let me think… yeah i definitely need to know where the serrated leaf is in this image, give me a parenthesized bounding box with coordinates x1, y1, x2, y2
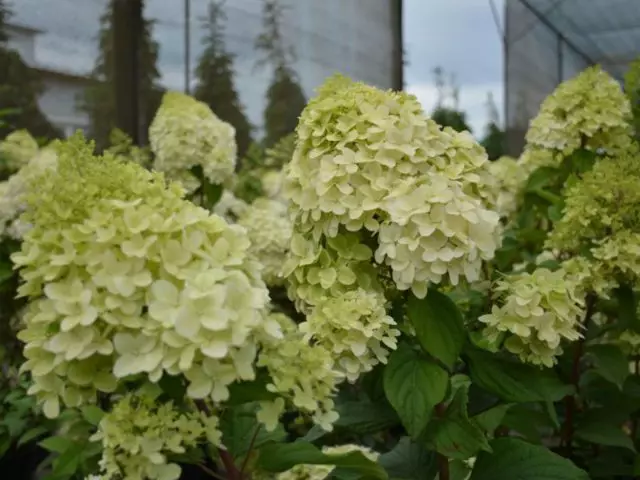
(424, 384, 491, 460)
(334, 400, 399, 434)
(465, 347, 573, 403)
(39, 436, 76, 454)
(220, 404, 286, 459)
(575, 415, 636, 452)
(18, 425, 49, 446)
(588, 344, 629, 390)
(469, 438, 588, 480)
(378, 437, 437, 480)
(383, 344, 448, 438)
(256, 442, 388, 479)
(407, 290, 465, 369)
(473, 404, 512, 433)
(226, 374, 279, 406)
(81, 405, 105, 426)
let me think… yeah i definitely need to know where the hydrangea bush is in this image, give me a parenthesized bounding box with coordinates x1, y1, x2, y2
(1, 63, 640, 480)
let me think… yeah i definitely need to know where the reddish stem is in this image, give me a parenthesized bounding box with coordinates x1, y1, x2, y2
(219, 448, 242, 480)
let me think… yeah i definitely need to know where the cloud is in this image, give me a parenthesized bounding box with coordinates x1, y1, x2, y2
(407, 81, 502, 137)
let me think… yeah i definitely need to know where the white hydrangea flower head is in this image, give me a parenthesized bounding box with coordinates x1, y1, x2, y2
(238, 198, 292, 286)
(0, 146, 58, 238)
(257, 313, 342, 431)
(149, 91, 237, 186)
(485, 155, 528, 218)
(13, 134, 277, 417)
(89, 392, 214, 480)
(285, 74, 501, 299)
(526, 66, 633, 156)
(265, 444, 379, 480)
(519, 146, 560, 175)
(300, 288, 400, 382)
(213, 190, 249, 223)
(0, 129, 39, 172)
(479, 267, 585, 367)
(261, 169, 286, 200)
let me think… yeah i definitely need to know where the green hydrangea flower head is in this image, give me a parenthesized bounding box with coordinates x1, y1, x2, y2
(526, 66, 633, 156)
(300, 288, 400, 382)
(548, 153, 640, 254)
(0, 129, 39, 172)
(90, 391, 216, 480)
(13, 133, 278, 418)
(257, 313, 342, 431)
(485, 155, 528, 218)
(479, 267, 585, 367)
(286, 73, 501, 298)
(149, 91, 237, 188)
(238, 198, 293, 286)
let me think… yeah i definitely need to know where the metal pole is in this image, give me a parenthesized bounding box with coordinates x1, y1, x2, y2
(185, 0, 191, 94)
(557, 32, 563, 83)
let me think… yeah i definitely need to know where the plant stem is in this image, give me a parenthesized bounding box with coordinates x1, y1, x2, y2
(240, 424, 262, 474)
(219, 448, 242, 480)
(198, 463, 227, 480)
(561, 294, 595, 455)
(435, 403, 450, 480)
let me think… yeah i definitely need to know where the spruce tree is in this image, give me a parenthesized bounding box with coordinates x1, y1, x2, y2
(0, 0, 61, 139)
(255, 0, 305, 147)
(78, 0, 162, 149)
(194, 0, 253, 157)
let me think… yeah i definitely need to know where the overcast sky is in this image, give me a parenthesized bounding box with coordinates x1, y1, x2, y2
(404, 0, 505, 136)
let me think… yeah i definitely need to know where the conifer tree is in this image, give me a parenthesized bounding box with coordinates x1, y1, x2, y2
(255, 0, 305, 147)
(78, 0, 161, 149)
(0, 0, 61, 139)
(194, 0, 253, 157)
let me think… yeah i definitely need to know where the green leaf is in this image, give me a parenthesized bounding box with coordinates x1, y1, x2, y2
(51, 444, 83, 478)
(575, 414, 636, 451)
(383, 344, 448, 438)
(299, 425, 328, 443)
(81, 405, 105, 426)
(469, 438, 589, 480)
(158, 374, 187, 403)
(616, 285, 639, 332)
(473, 404, 512, 433)
(220, 404, 286, 458)
(424, 383, 491, 460)
(18, 425, 49, 446)
(226, 374, 279, 406)
(0, 261, 12, 284)
(39, 436, 76, 454)
(450, 460, 472, 480)
(378, 437, 437, 480)
(334, 400, 399, 434)
(407, 290, 466, 369)
(588, 344, 629, 389)
(203, 182, 223, 209)
(257, 442, 388, 479)
(465, 348, 572, 402)
(500, 405, 553, 443)
(525, 167, 557, 191)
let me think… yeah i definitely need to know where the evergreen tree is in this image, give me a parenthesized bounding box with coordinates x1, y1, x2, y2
(194, 0, 253, 157)
(430, 67, 471, 133)
(255, 0, 305, 147)
(78, 0, 162, 149)
(480, 92, 505, 160)
(0, 0, 61, 139)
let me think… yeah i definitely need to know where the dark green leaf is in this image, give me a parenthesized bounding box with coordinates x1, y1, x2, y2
(257, 442, 388, 479)
(51, 444, 83, 478)
(203, 182, 223, 209)
(378, 437, 437, 480)
(407, 290, 466, 369)
(501, 405, 554, 443)
(226, 374, 279, 406)
(383, 344, 448, 438)
(158, 374, 187, 403)
(470, 438, 589, 480)
(424, 384, 491, 460)
(334, 400, 399, 434)
(465, 348, 573, 403)
(81, 405, 105, 426)
(39, 436, 76, 454)
(525, 167, 557, 192)
(18, 425, 49, 446)
(616, 285, 639, 332)
(473, 404, 512, 434)
(575, 415, 635, 451)
(450, 460, 472, 480)
(588, 344, 629, 389)
(220, 404, 286, 458)
(299, 425, 328, 443)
